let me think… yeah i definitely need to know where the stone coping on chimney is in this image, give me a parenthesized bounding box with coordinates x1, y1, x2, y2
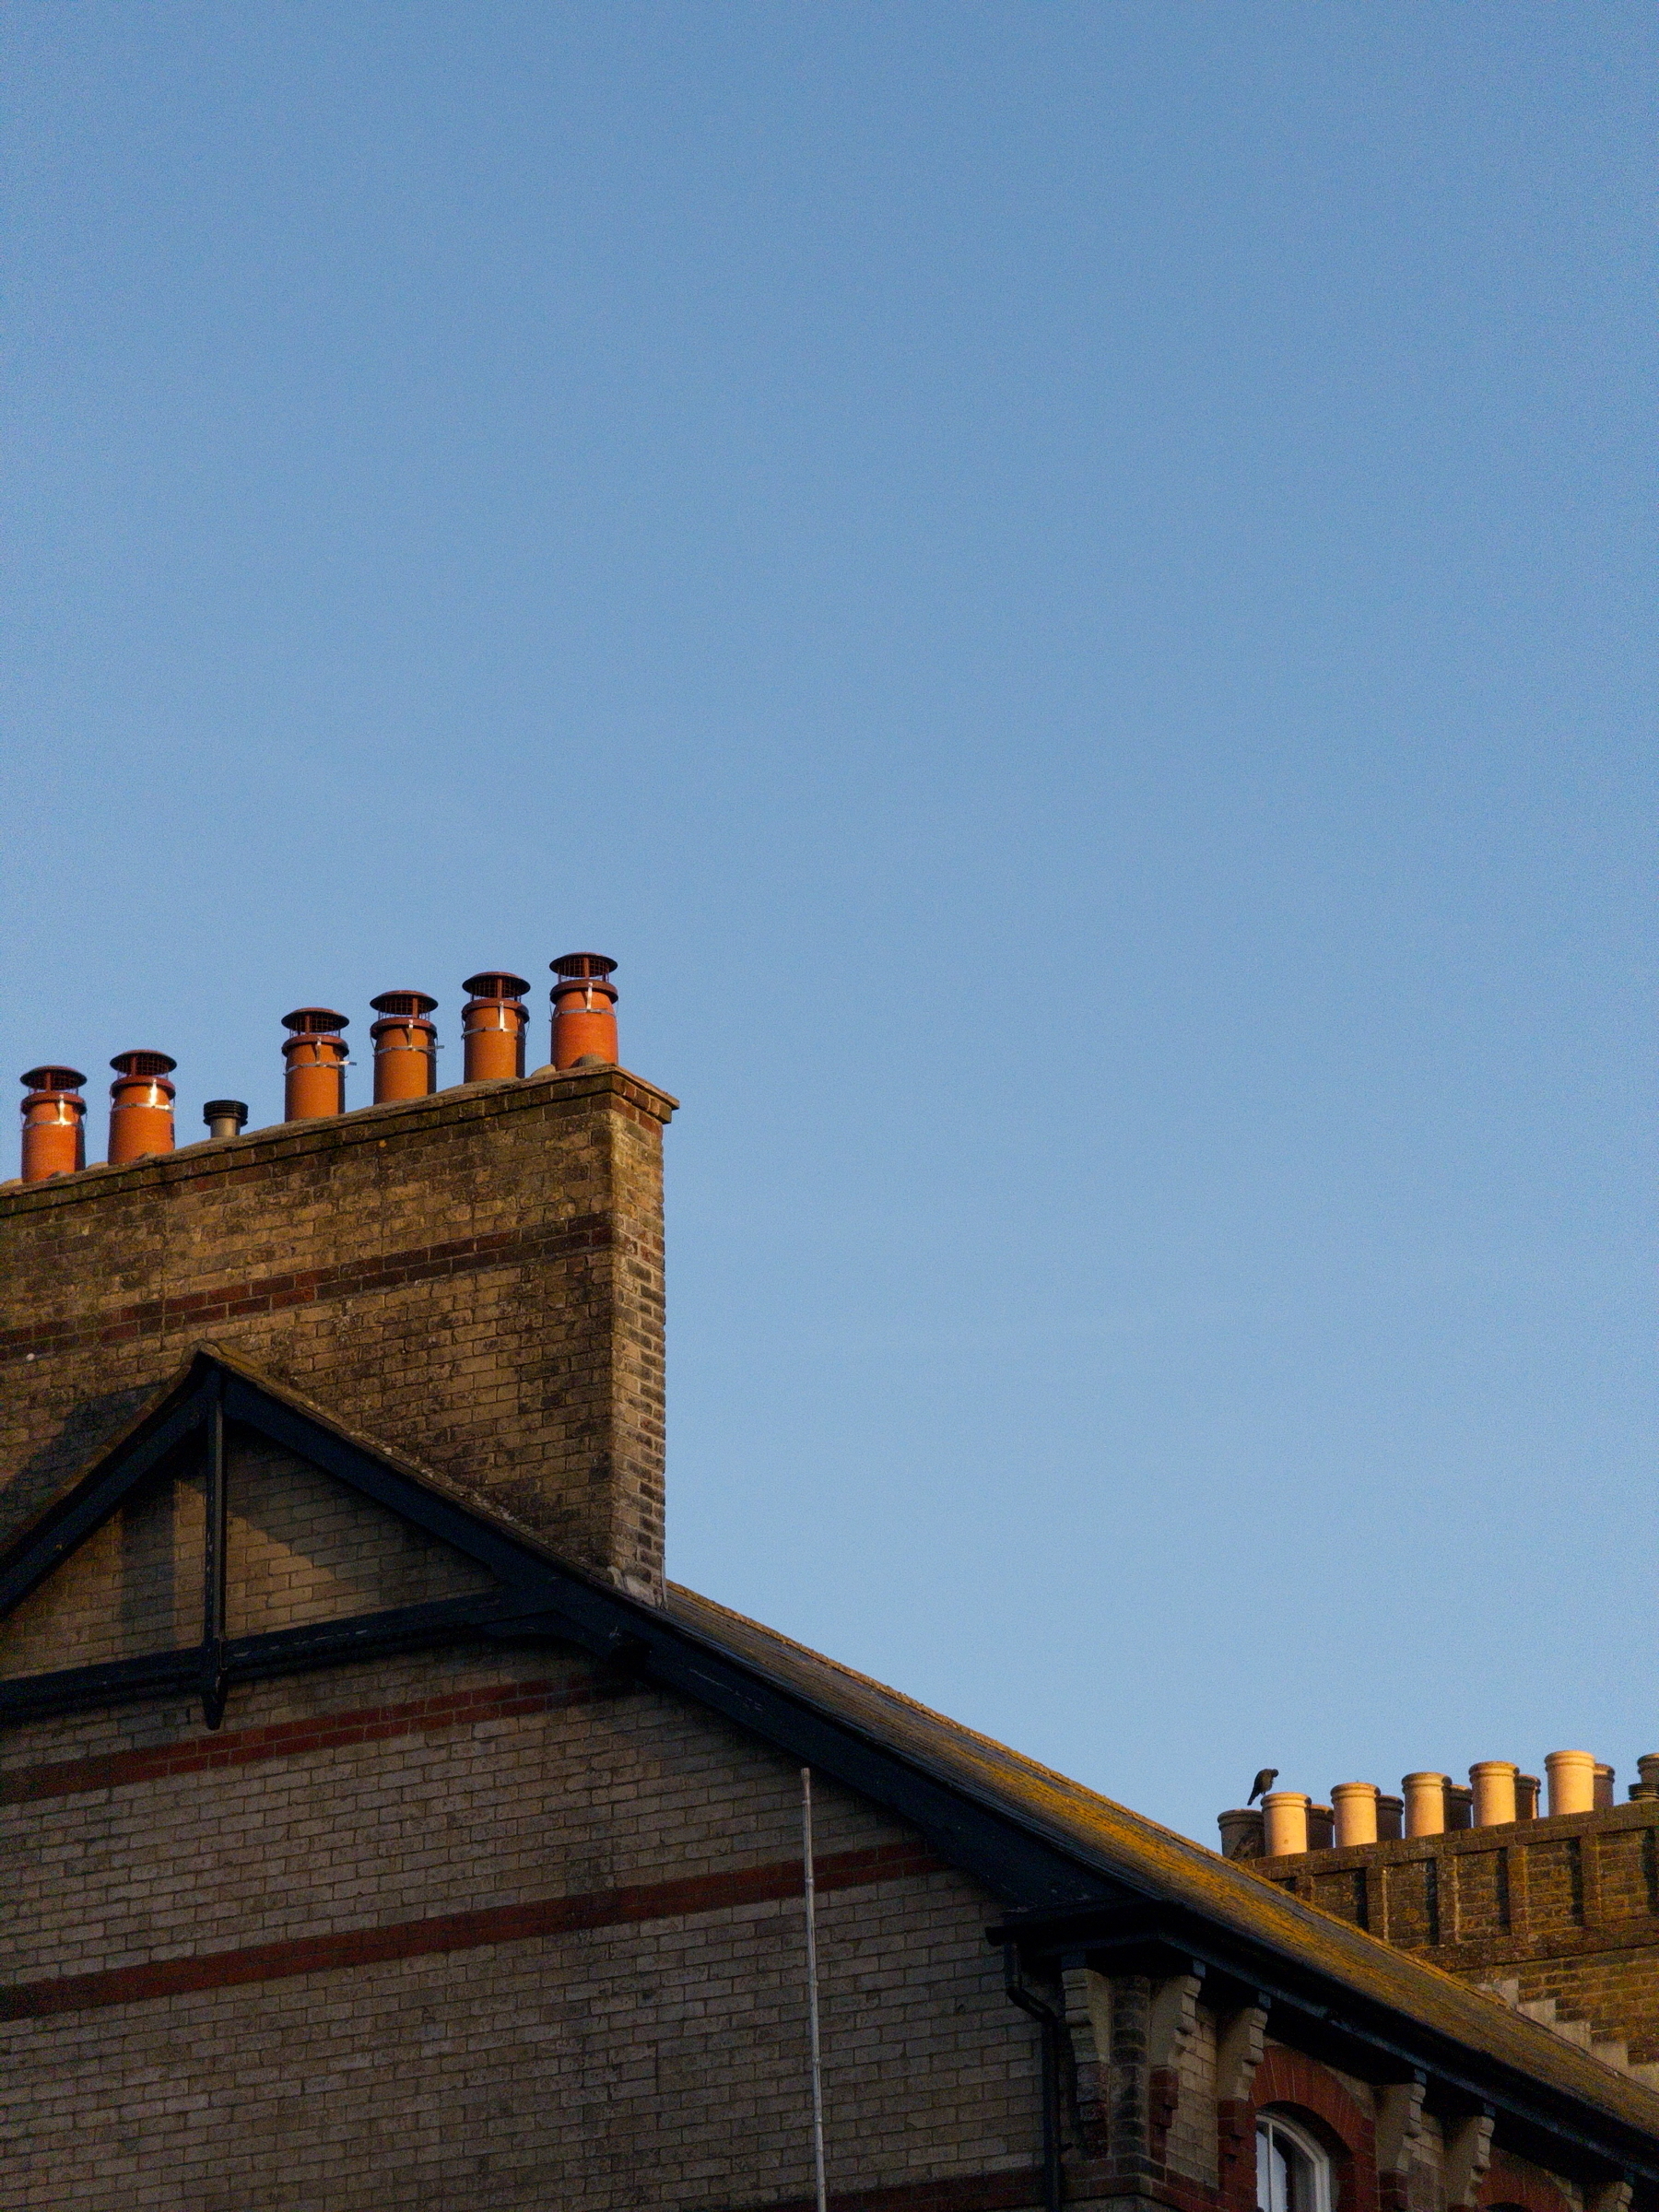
(0, 1065, 678, 1218)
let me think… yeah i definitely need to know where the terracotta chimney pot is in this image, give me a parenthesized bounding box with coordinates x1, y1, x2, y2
(1593, 1762, 1616, 1810)
(1545, 1750, 1597, 1818)
(1262, 1790, 1311, 1857)
(1470, 1761, 1519, 1828)
(369, 991, 439, 1102)
(1377, 1792, 1404, 1841)
(1332, 1782, 1380, 1847)
(549, 953, 618, 1069)
(1403, 1771, 1449, 1838)
(281, 1009, 350, 1121)
(461, 971, 530, 1082)
(107, 1052, 177, 1164)
(18, 1066, 88, 1182)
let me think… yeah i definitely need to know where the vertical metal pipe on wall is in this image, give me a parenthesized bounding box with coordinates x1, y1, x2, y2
(1001, 1946, 1064, 2212)
(801, 1769, 829, 2212)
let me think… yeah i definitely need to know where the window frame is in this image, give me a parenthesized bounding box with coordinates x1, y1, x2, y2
(1257, 2108, 1335, 2212)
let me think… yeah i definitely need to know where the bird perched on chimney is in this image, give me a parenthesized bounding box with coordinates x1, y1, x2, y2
(1247, 1769, 1278, 1805)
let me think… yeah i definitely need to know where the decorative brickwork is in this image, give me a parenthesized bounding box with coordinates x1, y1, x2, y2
(1253, 2043, 1378, 2212)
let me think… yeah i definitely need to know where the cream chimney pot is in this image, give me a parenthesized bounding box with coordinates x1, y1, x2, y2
(1545, 1750, 1597, 1816)
(1403, 1771, 1449, 1837)
(1332, 1782, 1380, 1847)
(1470, 1761, 1518, 1828)
(1263, 1791, 1311, 1856)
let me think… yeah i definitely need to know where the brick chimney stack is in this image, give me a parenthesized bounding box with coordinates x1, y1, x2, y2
(2, 1014, 675, 1603)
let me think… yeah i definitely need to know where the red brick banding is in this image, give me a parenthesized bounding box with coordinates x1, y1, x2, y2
(0, 1216, 613, 1362)
(0, 1840, 945, 2021)
(0, 1674, 629, 1805)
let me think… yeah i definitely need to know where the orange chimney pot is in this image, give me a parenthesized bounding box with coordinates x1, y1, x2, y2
(549, 953, 618, 1070)
(107, 1051, 177, 1165)
(281, 1008, 350, 1121)
(18, 1065, 88, 1182)
(369, 991, 439, 1102)
(461, 971, 530, 1082)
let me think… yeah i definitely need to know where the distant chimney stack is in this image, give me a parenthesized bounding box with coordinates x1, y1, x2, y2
(369, 992, 439, 1102)
(18, 1067, 88, 1182)
(203, 1100, 249, 1141)
(461, 972, 530, 1082)
(282, 1009, 349, 1121)
(107, 1052, 177, 1165)
(550, 954, 618, 1069)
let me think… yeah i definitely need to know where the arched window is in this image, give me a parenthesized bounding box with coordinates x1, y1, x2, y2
(1257, 2111, 1334, 2212)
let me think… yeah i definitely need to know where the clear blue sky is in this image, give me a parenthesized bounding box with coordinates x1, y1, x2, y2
(4, 5, 1653, 1843)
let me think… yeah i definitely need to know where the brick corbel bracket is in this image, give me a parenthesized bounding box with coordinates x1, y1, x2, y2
(1217, 1999, 1271, 2212)
(1148, 1967, 1206, 2163)
(1062, 1964, 1113, 2160)
(1587, 2183, 1634, 2212)
(1061, 1962, 1206, 2174)
(1374, 2076, 1427, 2212)
(1444, 2112, 1497, 2212)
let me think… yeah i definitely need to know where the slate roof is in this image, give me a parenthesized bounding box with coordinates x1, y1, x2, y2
(665, 1583, 1659, 2147)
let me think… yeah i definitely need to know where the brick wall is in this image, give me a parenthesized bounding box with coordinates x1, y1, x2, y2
(0, 1066, 674, 1599)
(0, 1644, 1043, 2212)
(1255, 1807, 1659, 2074)
(0, 1643, 1600, 2212)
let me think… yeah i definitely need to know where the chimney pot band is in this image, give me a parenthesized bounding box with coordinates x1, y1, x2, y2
(462, 973, 529, 1080)
(18, 1067, 88, 1179)
(550, 952, 619, 1069)
(107, 1053, 177, 1164)
(281, 1011, 348, 1119)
